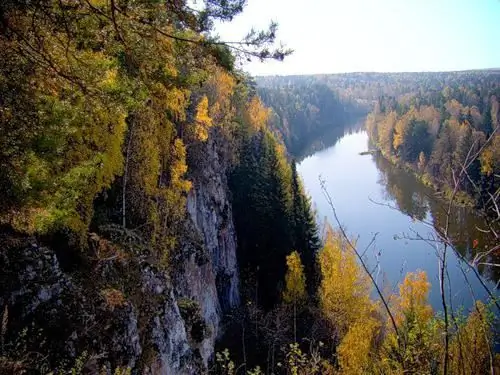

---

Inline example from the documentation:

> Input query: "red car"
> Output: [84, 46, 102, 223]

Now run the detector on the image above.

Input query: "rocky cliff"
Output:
[0, 130, 239, 374]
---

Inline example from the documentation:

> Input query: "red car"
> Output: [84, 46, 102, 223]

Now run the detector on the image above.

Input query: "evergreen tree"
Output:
[482, 100, 494, 136]
[290, 160, 321, 295]
[231, 128, 295, 308]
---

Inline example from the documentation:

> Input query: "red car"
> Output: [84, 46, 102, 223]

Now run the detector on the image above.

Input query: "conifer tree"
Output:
[290, 160, 320, 294]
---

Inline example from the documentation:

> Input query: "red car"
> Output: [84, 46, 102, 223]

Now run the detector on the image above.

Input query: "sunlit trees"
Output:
[367, 77, 499, 214]
[283, 251, 307, 306]
[382, 271, 441, 374]
[449, 302, 495, 375]
[245, 96, 271, 132]
[283, 251, 307, 342]
[318, 226, 374, 337]
[337, 319, 379, 375]
[383, 112, 398, 148]
[0, 0, 290, 237]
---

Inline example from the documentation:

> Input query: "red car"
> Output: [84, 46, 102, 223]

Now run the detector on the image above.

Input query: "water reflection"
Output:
[373, 152, 500, 286]
[296, 119, 365, 161]
[297, 121, 498, 310]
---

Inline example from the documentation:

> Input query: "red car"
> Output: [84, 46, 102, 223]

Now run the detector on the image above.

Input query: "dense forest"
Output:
[0, 0, 317, 372]
[256, 72, 499, 218]
[256, 77, 364, 156]
[365, 71, 500, 219]
[0, 0, 499, 374]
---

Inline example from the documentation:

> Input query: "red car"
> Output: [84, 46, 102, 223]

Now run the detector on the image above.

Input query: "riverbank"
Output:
[298, 128, 498, 312]
[359, 149, 379, 155]
[373, 145, 476, 208]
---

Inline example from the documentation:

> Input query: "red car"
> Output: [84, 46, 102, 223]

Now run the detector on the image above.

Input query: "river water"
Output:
[297, 122, 499, 311]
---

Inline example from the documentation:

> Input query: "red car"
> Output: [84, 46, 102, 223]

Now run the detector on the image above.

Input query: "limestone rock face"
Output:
[176, 130, 240, 366]
[0, 130, 240, 374]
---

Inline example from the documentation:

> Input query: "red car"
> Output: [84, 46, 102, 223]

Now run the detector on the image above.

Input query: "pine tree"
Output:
[453, 123, 474, 191]
[290, 160, 320, 295]
[230, 128, 296, 309]
[482, 100, 493, 136]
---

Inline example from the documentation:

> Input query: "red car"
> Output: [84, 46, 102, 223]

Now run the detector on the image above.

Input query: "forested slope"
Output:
[255, 76, 366, 156]
[256, 72, 500, 217]
[0, 0, 319, 373]
[1, 1, 499, 372]
[365, 71, 500, 217]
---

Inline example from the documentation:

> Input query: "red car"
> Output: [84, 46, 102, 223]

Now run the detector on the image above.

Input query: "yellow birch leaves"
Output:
[283, 251, 307, 305]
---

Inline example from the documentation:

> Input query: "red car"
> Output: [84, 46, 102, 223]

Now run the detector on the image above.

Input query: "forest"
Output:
[0, 0, 499, 374]
[365, 71, 500, 219]
[256, 72, 500, 218]
[256, 77, 365, 156]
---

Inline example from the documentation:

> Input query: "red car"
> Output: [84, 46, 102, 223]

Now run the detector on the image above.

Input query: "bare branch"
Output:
[319, 176, 401, 341]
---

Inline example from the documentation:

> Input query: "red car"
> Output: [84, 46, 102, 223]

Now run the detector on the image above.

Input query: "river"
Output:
[297, 121, 499, 311]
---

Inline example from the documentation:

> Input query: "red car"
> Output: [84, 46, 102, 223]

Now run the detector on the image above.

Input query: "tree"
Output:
[0, 0, 291, 235]
[290, 160, 320, 294]
[230, 128, 296, 309]
[318, 225, 373, 338]
[417, 151, 427, 174]
[393, 117, 410, 156]
[381, 271, 441, 374]
[449, 302, 494, 375]
[283, 251, 307, 306]
[337, 319, 379, 375]
[482, 100, 494, 136]
[283, 251, 307, 342]
[192, 95, 213, 142]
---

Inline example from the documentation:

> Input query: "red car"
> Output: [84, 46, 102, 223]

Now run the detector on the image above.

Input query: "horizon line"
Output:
[253, 67, 500, 78]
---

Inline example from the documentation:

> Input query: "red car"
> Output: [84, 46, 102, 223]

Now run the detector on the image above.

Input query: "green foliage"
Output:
[284, 343, 322, 375]
[177, 298, 208, 343]
[230, 124, 319, 309]
[257, 79, 360, 156]
[0, 1, 297, 373]
[215, 349, 236, 375]
[290, 161, 321, 293]
[0, 0, 289, 240]
[69, 351, 88, 375]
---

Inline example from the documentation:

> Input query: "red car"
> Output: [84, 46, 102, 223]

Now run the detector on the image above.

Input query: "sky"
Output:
[214, 0, 500, 76]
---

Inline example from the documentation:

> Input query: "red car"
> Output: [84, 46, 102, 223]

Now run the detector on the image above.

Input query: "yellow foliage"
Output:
[381, 271, 440, 374]
[99, 67, 119, 90]
[88, 0, 107, 6]
[449, 302, 493, 375]
[337, 319, 379, 375]
[101, 288, 126, 311]
[318, 226, 373, 337]
[193, 95, 213, 142]
[283, 251, 307, 305]
[153, 85, 189, 122]
[378, 111, 397, 155]
[480, 148, 495, 175]
[479, 135, 499, 176]
[204, 68, 236, 122]
[395, 271, 433, 326]
[170, 138, 192, 193]
[245, 96, 270, 132]
[392, 118, 406, 151]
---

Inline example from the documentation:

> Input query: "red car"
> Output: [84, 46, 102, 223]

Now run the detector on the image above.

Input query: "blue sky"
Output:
[214, 0, 500, 75]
